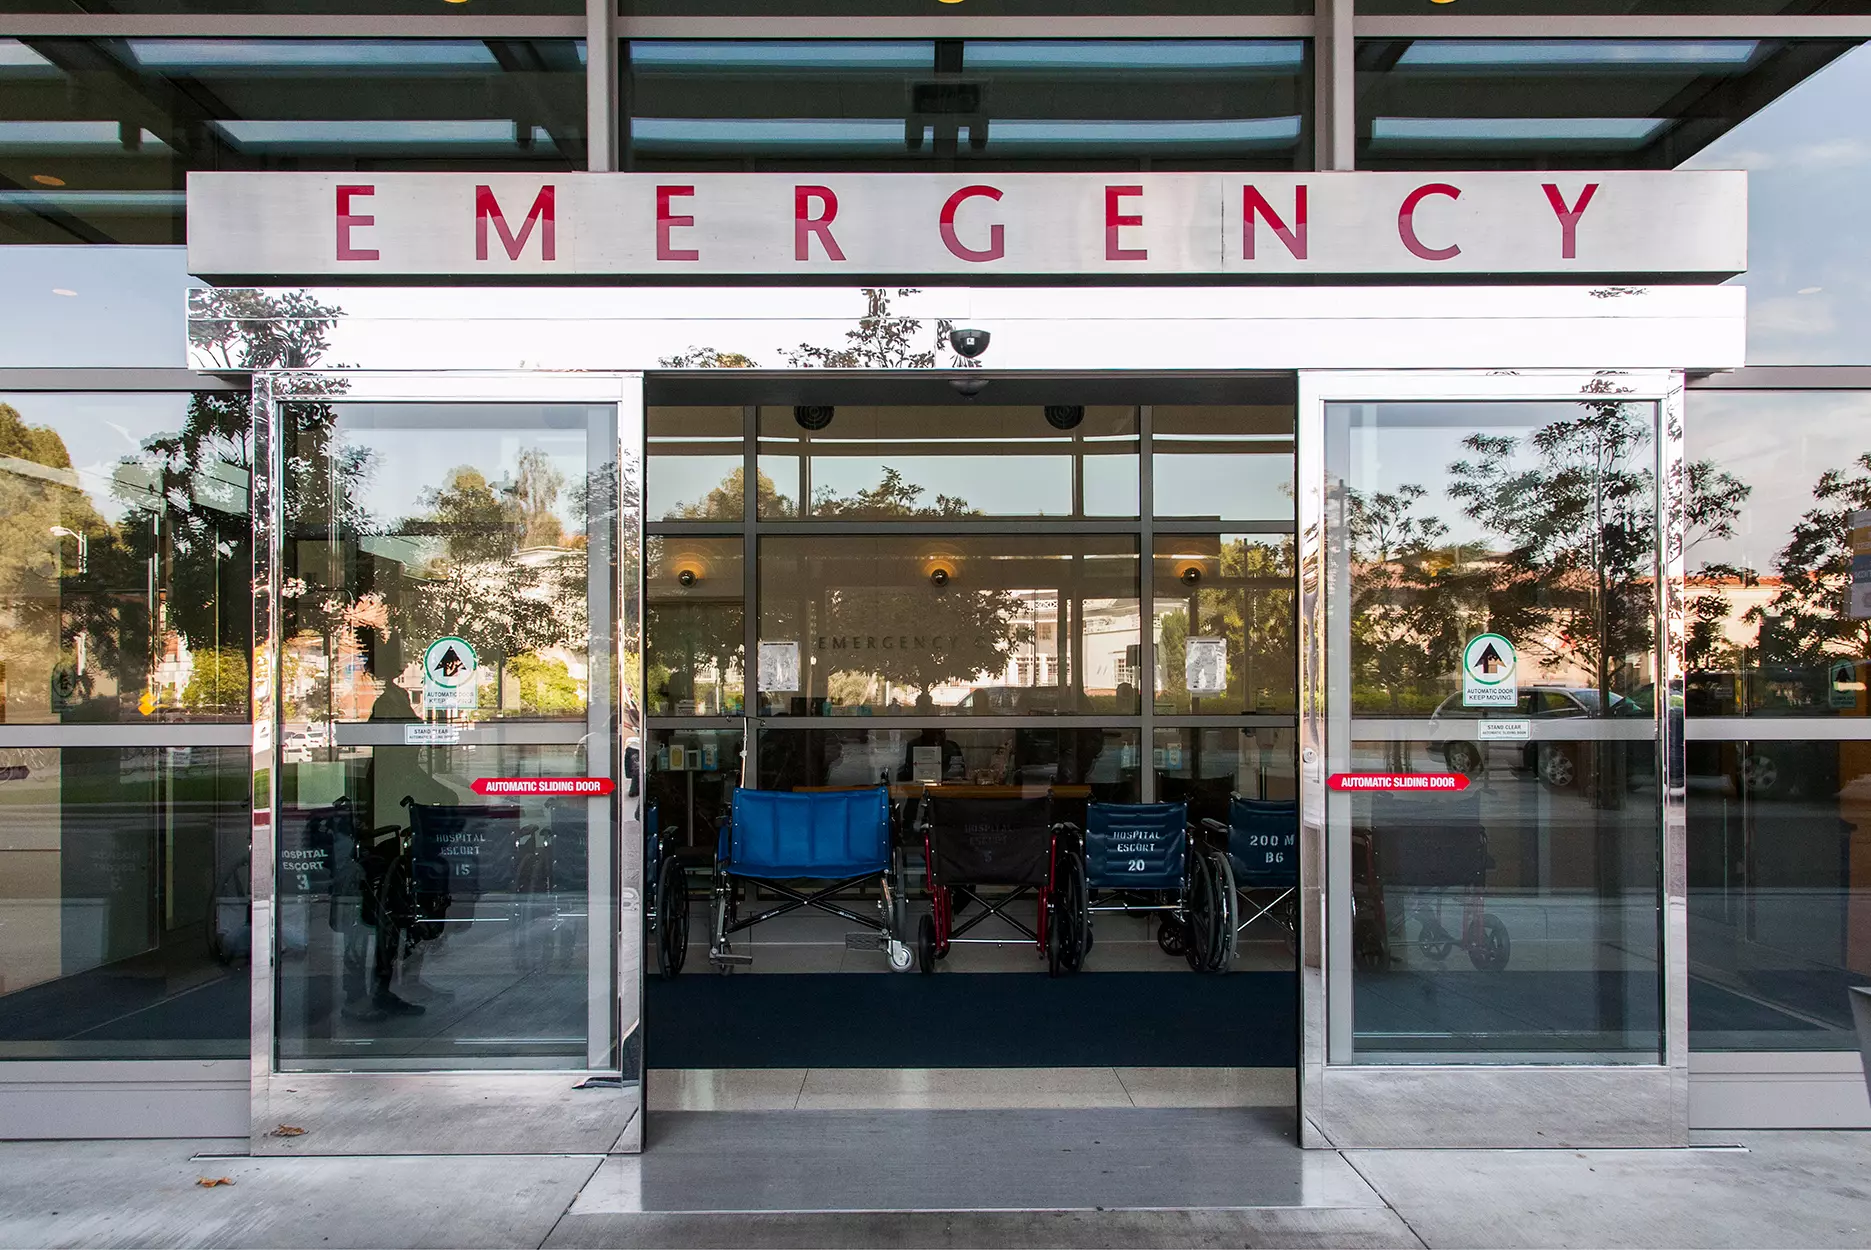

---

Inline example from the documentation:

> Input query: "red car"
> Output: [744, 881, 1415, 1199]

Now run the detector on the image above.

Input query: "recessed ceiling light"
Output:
[938, 0, 966, 5]
[31, 173, 65, 186]
[52, 289, 76, 297]
[1798, 286, 1823, 295]
[1430, 0, 1457, 5]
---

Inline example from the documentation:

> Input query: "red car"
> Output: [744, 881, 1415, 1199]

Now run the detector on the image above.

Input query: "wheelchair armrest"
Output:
[1200, 817, 1229, 834]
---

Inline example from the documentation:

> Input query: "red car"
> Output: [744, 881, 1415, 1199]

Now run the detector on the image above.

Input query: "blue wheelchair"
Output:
[1054, 802, 1236, 974]
[703, 787, 910, 973]
[1202, 796, 1300, 961]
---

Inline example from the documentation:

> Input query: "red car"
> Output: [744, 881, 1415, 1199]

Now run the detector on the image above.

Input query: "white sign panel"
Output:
[1185, 636, 1228, 696]
[1476, 720, 1531, 742]
[1462, 633, 1518, 709]
[187, 171, 1746, 278]
[422, 634, 479, 711]
[758, 640, 801, 693]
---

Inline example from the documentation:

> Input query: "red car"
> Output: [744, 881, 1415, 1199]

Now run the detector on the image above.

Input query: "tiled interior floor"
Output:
[649, 1066, 1295, 1111]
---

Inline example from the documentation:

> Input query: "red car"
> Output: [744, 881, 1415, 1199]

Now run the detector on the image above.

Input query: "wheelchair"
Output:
[914, 792, 1074, 976]
[701, 786, 909, 973]
[646, 803, 691, 977]
[1202, 796, 1299, 962]
[1054, 801, 1236, 975]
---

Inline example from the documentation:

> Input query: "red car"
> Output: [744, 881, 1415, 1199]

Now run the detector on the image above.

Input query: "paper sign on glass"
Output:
[1185, 636, 1227, 696]
[758, 640, 801, 693]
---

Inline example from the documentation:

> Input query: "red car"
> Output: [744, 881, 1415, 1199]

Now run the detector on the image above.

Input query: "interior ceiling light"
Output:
[51, 289, 76, 296]
[1431, 0, 1456, 5]
[30, 173, 64, 186]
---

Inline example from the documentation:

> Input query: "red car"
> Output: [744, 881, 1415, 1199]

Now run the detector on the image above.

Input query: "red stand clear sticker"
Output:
[471, 777, 616, 797]
[1326, 773, 1469, 792]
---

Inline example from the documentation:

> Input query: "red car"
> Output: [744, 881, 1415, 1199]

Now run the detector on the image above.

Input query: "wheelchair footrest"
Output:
[708, 949, 753, 966]
[844, 931, 888, 951]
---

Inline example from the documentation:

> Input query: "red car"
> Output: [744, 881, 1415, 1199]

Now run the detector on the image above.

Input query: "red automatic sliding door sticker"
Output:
[1327, 773, 1469, 792]
[471, 777, 616, 797]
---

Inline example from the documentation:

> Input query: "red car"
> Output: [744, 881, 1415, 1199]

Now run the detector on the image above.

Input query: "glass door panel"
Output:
[259, 380, 635, 1105]
[1323, 394, 1666, 1066]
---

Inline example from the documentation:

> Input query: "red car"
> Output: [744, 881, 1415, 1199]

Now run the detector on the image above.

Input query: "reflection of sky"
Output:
[1683, 42, 1871, 364]
[0, 392, 192, 523]
[1337, 401, 1655, 550]
[0, 247, 191, 368]
[339, 422, 587, 534]
[1686, 391, 1871, 575]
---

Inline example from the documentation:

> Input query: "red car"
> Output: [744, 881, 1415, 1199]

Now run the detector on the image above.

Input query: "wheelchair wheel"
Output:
[656, 860, 689, 978]
[917, 913, 937, 974]
[1051, 851, 1087, 976]
[1183, 852, 1220, 973]
[1156, 919, 1188, 956]
[1207, 849, 1238, 974]
[1470, 913, 1511, 972]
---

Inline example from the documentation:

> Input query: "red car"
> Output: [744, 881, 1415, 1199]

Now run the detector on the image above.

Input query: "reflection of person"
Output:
[342, 630, 452, 1022]
[824, 736, 882, 788]
[1084, 731, 1133, 802]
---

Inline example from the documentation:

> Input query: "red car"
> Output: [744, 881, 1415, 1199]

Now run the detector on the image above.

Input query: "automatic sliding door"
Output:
[1304, 372, 1686, 1147]
[252, 373, 642, 1153]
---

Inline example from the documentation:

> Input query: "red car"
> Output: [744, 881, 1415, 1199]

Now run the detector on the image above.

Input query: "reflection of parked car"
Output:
[1430, 686, 1644, 789]
[1684, 663, 1871, 798]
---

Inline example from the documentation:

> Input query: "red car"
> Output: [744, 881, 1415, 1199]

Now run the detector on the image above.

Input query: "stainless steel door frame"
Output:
[248, 370, 645, 1155]
[1296, 369, 1687, 1148]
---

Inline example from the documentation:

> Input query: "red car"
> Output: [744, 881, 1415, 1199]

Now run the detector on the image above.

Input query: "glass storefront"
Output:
[5, 0, 1869, 1147]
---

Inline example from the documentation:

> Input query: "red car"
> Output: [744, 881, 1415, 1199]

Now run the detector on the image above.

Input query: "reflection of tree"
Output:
[646, 539, 743, 715]
[1448, 391, 1656, 699]
[1754, 454, 1871, 664]
[817, 582, 1029, 705]
[1345, 485, 1473, 716]
[1158, 538, 1296, 711]
[669, 465, 792, 520]
[812, 466, 980, 519]
[657, 287, 974, 370]
[1684, 458, 1753, 671]
[388, 464, 586, 705]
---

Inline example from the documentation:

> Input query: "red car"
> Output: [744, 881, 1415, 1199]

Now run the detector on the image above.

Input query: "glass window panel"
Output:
[0, 746, 249, 1059]
[1330, 398, 1662, 1064]
[0, 0, 576, 11]
[627, 39, 1310, 170]
[282, 402, 598, 726]
[757, 725, 1143, 805]
[1150, 404, 1294, 521]
[0, 38, 585, 244]
[1688, 739, 1871, 1050]
[1356, 38, 1851, 170]
[0, 246, 191, 368]
[647, 725, 743, 854]
[1361, 0, 1870, 11]
[1683, 43, 1871, 363]
[0, 392, 249, 724]
[275, 741, 596, 1069]
[628, 1, 1308, 13]
[647, 537, 744, 717]
[647, 406, 746, 520]
[757, 404, 1138, 520]
[757, 533, 1141, 717]
[1153, 535, 1296, 715]
[1685, 390, 1871, 716]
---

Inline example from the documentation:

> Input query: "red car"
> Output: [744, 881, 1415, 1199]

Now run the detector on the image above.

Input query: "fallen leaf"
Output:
[196, 1177, 235, 1188]
[270, 1125, 306, 1137]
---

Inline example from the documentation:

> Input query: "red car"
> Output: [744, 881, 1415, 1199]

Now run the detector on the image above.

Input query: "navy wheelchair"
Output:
[1054, 802, 1235, 974]
[702, 787, 909, 973]
[1202, 796, 1300, 961]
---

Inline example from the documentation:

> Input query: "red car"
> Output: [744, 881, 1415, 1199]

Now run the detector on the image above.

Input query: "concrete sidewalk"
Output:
[0, 1119, 1864, 1249]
